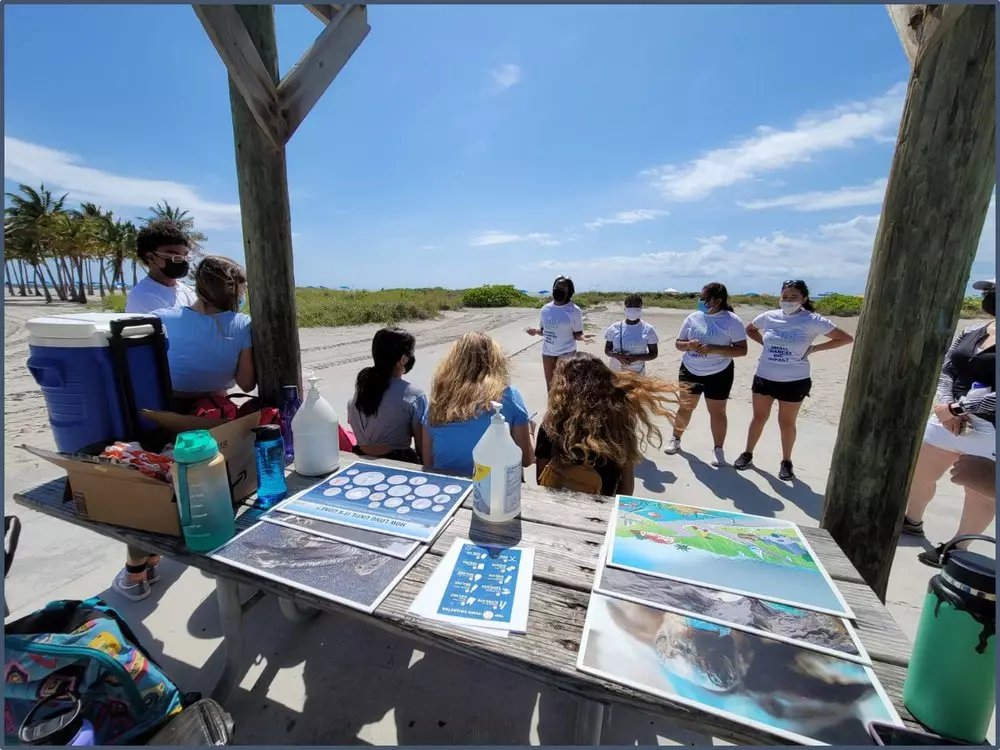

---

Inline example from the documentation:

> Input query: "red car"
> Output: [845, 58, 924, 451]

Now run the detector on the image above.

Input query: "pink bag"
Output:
[338, 424, 358, 452]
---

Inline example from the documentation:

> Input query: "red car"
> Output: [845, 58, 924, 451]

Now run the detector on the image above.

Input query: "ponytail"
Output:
[802, 299, 816, 312]
[355, 366, 394, 417]
[353, 327, 417, 417]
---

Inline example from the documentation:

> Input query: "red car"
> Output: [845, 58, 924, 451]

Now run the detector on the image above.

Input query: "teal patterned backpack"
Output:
[4, 597, 187, 745]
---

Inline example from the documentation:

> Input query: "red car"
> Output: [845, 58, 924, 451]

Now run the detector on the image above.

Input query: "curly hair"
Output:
[427, 332, 510, 425]
[542, 353, 681, 468]
[194, 255, 246, 313]
[135, 219, 189, 263]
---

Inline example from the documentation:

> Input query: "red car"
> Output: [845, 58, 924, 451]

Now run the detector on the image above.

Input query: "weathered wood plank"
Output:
[278, 5, 370, 140]
[886, 5, 966, 67]
[304, 4, 341, 24]
[822, 4, 996, 600]
[192, 5, 286, 147]
[227, 5, 303, 405]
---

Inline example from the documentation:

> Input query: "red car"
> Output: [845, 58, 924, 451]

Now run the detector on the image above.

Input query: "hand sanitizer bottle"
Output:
[471, 401, 523, 522]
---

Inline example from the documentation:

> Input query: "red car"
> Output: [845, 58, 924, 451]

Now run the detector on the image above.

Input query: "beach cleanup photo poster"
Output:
[277, 461, 472, 542]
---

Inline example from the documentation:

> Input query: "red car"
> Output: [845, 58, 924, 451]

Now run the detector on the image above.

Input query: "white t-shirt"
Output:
[678, 311, 748, 376]
[540, 302, 584, 357]
[605, 320, 659, 374]
[752, 309, 836, 382]
[126, 276, 197, 314]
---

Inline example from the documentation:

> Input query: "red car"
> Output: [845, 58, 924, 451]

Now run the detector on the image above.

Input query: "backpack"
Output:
[4, 597, 186, 745]
[538, 461, 604, 495]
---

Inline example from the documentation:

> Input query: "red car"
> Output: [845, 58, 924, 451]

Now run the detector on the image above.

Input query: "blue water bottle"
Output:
[280, 385, 302, 463]
[252, 425, 288, 509]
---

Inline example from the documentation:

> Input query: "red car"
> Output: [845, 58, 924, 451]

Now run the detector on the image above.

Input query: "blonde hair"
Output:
[428, 332, 510, 425]
[543, 353, 682, 468]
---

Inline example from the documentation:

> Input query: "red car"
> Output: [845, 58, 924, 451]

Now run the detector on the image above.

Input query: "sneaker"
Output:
[733, 452, 753, 471]
[665, 436, 682, 455]
[146, 559, 161, 585]
[711, 448, 727, 468]
[112, 569, 150, 602]
[901, 516, 925, 537]
[778, 461, 795, 481]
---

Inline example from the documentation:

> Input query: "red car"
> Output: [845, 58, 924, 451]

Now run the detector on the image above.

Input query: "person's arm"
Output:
[511, 423, 535, 467]
[421, 425, 434, 471]
[746, 322, 763, 346]
[675, 318, 702, 353]
[526, 310, 544, 337]
[628, 344, 659, 363]
[534, 427, 552, 484]
[960, 388, 996, 421]
[806, 319, 854, 355]
[618, 463, 636, 495]
[950, 454, 996, 496]
[411, 395, 427, 455]
[572, 306, 592, 343]
[703, 316, 749, 357]
[235, 348, 256, 393]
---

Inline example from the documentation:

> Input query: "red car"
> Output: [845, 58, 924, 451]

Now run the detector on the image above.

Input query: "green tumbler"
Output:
[903, 534, 995, 743]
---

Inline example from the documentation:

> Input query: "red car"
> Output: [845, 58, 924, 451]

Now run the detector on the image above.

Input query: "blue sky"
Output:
[4, 3, 995, 295]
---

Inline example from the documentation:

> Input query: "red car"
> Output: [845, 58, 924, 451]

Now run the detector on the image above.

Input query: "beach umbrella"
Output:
[537, 289, 549, 295]
[518, 289, 530, 295]
[339, 285, 351, 290]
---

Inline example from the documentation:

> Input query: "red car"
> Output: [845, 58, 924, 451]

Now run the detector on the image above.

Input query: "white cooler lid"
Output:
[27, 312, 161, 349]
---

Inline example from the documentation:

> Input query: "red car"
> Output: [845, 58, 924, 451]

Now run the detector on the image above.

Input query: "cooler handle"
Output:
[940, 534, 996, 564]
[25, 357, 64, 389]
[108, 316, 174, 441]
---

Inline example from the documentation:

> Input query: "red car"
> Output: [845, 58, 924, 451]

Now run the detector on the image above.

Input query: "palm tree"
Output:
[4, 183, 69, 302]
[144, 201, 207, 251]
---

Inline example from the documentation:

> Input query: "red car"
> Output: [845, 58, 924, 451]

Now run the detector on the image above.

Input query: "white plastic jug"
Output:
[291, 375, 340, 476]
[471, 401, 523, 522]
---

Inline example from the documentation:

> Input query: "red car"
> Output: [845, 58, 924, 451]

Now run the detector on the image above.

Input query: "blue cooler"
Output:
[26, 313, 173, 454]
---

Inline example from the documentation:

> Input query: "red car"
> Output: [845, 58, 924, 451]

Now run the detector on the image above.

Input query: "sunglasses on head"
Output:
[782, 279, 805, 288]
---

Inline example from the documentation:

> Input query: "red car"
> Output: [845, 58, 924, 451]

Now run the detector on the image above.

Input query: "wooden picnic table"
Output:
[14, 452, 919, 745]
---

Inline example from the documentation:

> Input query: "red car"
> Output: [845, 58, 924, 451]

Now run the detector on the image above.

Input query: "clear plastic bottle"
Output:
[172, 430, 236, 551]
[471, 401, 523, 522]
[253, 425, 288, 509]
[291, 375, 340, 476]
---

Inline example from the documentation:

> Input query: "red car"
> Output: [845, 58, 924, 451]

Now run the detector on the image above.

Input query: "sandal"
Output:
[917, 543, 946, 569]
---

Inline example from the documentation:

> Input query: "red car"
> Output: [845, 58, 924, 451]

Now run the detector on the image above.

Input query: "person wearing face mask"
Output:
[347, 327, 426, 465]
[604, 294, 660, 375]
[667, 282, 748, 466]
[902, 278, 996, 568]
[733, 279, 853, 481]
[527, 275, 591, 390]
[125, 219, 197, 313]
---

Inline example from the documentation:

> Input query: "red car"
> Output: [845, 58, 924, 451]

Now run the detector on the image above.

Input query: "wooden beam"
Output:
[305, 4, 343, 24]
[279, 5, 370, 141]
[822, 5, 995, 600]
[227, 4, 302, 405]
[193, 5, 286, 147]
[885, 4, 966, 67]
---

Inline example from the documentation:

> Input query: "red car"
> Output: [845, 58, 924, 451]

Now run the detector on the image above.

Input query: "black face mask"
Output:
[404, 353, 415, 374]
[161, 260, 190, 280]
[983, 291, 996, 318]
[552, 288, 568, 304]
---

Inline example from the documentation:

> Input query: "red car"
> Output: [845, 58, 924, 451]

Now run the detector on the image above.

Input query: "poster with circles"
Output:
[277, 461, 474, 542]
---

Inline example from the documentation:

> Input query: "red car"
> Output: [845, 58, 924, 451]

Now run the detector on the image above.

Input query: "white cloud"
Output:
[738, 179, 888, 212]
[470, 230, 559, 247]
[4, 136, 241, 230]
[643, 84, 906, 201]
[585, 209, 668, 231]
[490, 64, 522, 92]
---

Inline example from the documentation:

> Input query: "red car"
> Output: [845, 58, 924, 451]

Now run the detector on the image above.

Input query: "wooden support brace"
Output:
[193, 4, 287, 147]
[885, 4, 966, 67]
[279, 5, 371, 140]
[305, 4, 342, 24]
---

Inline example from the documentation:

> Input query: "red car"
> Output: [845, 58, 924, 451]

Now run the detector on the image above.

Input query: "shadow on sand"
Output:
[634, 458, 677, 494]
[680, 450, 785, 518]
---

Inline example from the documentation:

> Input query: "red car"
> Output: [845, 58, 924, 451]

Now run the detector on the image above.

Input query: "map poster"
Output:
[409, 538, 534, 633]
[607, 496, 854, 618]
[277, 461, 472, 543]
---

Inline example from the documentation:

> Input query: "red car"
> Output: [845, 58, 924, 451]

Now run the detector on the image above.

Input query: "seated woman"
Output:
[114, 255, 252, 602]
[422, 332, 535, 477]
[347, 327, 426, 464]
[536, 353, 681, 496]
[154, 255, 255, 406]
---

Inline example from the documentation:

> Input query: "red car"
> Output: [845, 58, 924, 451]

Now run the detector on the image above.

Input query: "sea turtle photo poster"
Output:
[209, 521, 425, 614]
[262, 510, 419, 560]
[277, 461, 472, 542]
[576, 593, 902, 746]
[607, 496, 854, 618]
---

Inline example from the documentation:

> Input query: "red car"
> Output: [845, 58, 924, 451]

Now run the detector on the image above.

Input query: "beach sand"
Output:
[4, 298, 992, 745]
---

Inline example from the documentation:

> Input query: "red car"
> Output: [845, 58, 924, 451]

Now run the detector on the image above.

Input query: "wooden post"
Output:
[228, 4, 301, 405]
[821, 5, 995, 600]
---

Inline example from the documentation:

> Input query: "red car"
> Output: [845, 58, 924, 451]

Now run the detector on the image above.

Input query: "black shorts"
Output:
[678, 362, 735, 401]
[752, 375, 812, 403]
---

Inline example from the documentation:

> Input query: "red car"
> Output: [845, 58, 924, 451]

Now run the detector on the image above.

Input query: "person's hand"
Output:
[582, 334, 596, 345]
[689, 340, 706, 354]
[526, 327, 540, 336]
[950, 454, 996, 496]
[529, 419, 537, 437]
[804, 345, 814, 359]
[934, 403, 962, 434]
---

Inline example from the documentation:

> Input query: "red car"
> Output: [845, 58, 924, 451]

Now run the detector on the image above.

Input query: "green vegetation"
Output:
[460, 284, 538, 308]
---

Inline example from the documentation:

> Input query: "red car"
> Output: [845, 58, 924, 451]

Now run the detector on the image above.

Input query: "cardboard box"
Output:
[22, 410, 260, 537]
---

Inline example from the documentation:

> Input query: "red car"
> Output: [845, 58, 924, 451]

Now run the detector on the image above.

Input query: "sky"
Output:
[3, 3, 996, 295]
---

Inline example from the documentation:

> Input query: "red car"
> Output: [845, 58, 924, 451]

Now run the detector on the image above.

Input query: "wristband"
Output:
[949, 403, 966, 417]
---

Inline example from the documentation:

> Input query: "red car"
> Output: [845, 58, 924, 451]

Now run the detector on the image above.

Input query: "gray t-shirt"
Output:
[347, 378, 427, 451]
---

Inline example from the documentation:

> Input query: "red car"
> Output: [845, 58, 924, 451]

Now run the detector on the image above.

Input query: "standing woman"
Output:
[604, 294, 660, 375]
[902, 279, 995, 567]
[527, 276, 590, 390]
[734, 280, 853, 480]
[347, 327, 426, 464]
[666, 282, 748, 466]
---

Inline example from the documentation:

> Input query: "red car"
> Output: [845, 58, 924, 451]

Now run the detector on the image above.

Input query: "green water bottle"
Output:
[903, 534, 995, 743]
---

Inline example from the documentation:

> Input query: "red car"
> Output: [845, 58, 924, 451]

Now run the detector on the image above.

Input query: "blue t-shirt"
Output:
[154, 307, 253, 394]
[424, 385, 530, 477]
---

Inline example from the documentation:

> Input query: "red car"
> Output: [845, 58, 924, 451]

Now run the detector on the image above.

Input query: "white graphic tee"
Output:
[752, 309, 836, 382]
[677, 310, 747, 376]
[605, 320, 660, 373]
[539, 302, 584, 357]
